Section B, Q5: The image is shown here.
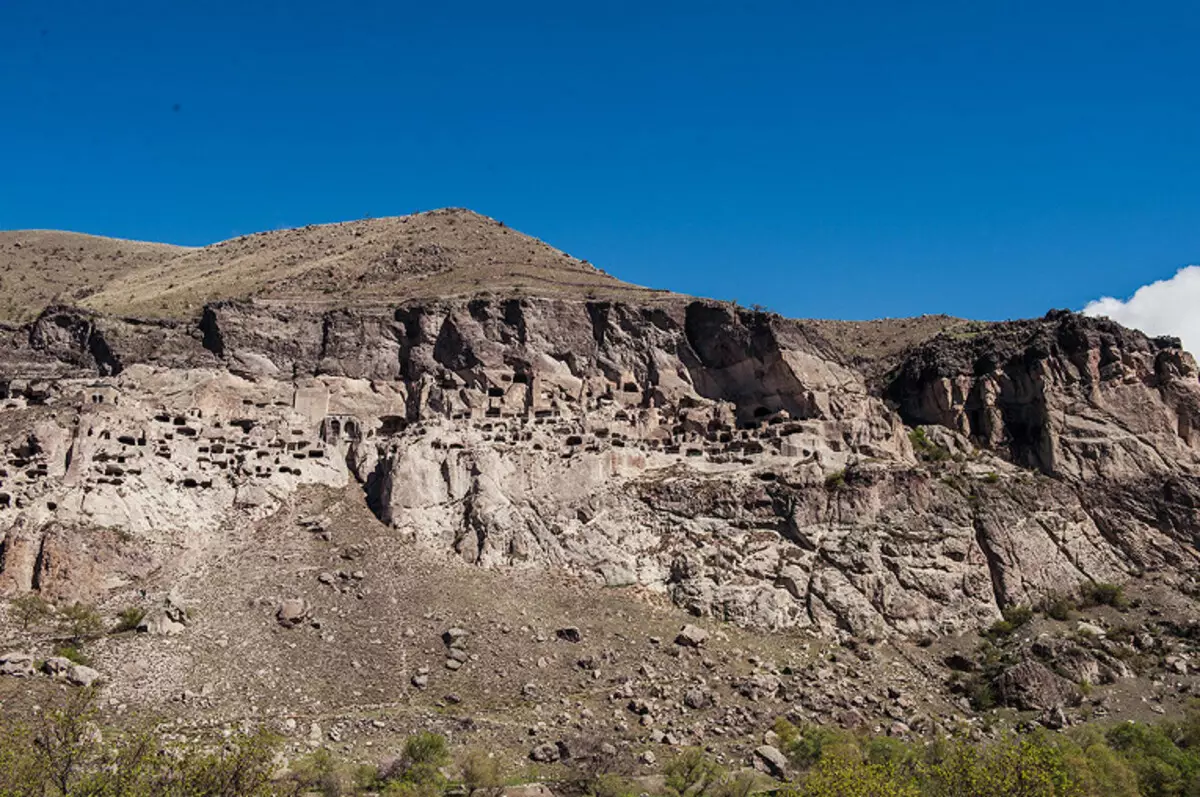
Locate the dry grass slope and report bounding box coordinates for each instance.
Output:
[0,231,191,324]
[79,208,667,319]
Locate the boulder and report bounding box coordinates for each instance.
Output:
[138,610,185,635]
[529,743,560,763]
[754,745,789,779]
[995,660,1079,711]
[41,656,73,676]
[675,624,710,648]
[276,599,311,628]
[0,652,34,678]
[67,664,102,687]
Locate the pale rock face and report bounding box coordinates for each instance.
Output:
[0,301,1197,641]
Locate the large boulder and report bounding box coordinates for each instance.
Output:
[995,660,1079,711]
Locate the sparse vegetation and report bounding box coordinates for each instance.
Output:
[824,469,846,490]
[9,592,54,631]
[908,427,951,463]
[56,601,105,644]
[9,689,1200,796]
[985,604,1035,640]
[1081,582,1130,610]
[52,643,91,666]
[460,749,505,797]
[1042,594,1078,622]
[113,606,146,633]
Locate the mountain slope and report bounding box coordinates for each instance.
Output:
[0,231,191,324]
[2,210,1200,764]
[80,208,666,319]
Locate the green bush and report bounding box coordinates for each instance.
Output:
[1042,594,1077,622]
[664,748,727,796]
[57,601,105,643]
[9,593,54,632]
[1081,582,1129,610]
[113,606,147,633]
[588,772,638,797]
[53,643,91,666]
[461,749,505,797]
[909,427,951,463]
[0,688,280,796]
[985,605,1035,639]
[380,732,450,793]
[287,748,351,796]
[824,470,846,490]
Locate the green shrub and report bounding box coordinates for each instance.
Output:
[113,606,146,633]
[909,427,951,463]
[824,470,846,490]
[588,772,637,797]
[1081,582,1129,610]
[461,748,505,797]
[287,748,351,796]
[382,732,451,791]
[53,643,91,666]
[1042,594,1077,622]
[664,748,726,796]
[9,593,54,632]
[985,605,1035,639]
[57,602,104,643]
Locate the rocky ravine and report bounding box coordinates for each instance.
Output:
[1,297,1197,639]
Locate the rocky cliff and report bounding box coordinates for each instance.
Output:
[1,283,1197,648]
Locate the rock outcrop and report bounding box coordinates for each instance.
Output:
[0,285,1196,643]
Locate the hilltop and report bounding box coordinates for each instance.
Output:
[56,208,660,320]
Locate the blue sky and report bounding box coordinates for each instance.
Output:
[2,0,1198,321]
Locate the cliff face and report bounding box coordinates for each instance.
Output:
[1,298,1197,641]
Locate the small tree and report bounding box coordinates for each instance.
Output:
[461,749,505,797]
[664,749,726,797]
[383,732,450,792]
[10,593,54,632]
[57,602,104,644]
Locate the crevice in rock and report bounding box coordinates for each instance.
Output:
[87,327,123,376]
[362,454,391,521]
[585,302,609,349]
[972,513,1006,611]
[199,307,225,359]
[30,531,48,591]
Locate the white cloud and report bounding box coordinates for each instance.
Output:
[1083,265,1200,356]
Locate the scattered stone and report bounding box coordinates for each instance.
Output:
[67,664,102,687]
[443,628,469,647]
[276,599,311,628]
[0,652,35,678]
[556,627,582,643]
[675,624,709,648]
[529,743,560,763]
[684,687,714,709]
[754,745,789,779]
[41,657,73,676]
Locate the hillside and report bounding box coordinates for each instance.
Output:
[2,210,1200,782]
[0,230,191,324]
[75,208,666,319]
